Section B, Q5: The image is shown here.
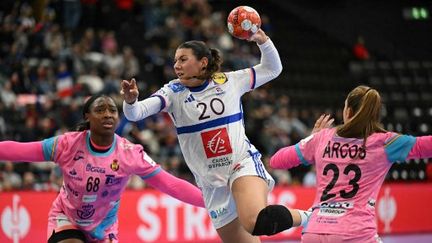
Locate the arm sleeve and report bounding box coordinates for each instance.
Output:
[0,141,45,162]
[270,145,302,169]
[143,169,205,208]
[123,96,163,122]
[407,135,432,160]
[252,38,283,89]
[384,134,417,163]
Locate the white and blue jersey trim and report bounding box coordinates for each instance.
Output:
[250,68,257,89]
[385,134,416,163]
[150,94,166,112]
[248,150,267,180]
[176,112,243,134]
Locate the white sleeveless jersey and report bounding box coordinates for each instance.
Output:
[153,69,258,187]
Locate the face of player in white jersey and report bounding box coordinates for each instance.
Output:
[173,48,208,87]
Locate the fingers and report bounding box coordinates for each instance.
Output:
[312,114,334,134]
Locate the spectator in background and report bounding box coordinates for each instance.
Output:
[63,0,81,30]
[353,35,370,60]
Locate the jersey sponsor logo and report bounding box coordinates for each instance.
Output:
[232,163,245,173]
[209,207,228,219]
[215,87,225,95]
[77,204,95,219]
[110,159,120,171]
[67,169,83,181]
[105,175,122,186]
[319,201,354,209]
[65,184,79,197]
[317,201,353,217]
[212,72,228,84]
[73,151,85,161]
[168,82,185,93]
[322,141,366,159]
[318,207,346,217]
[75,219,94,226]
[209,157,232,169]
[82,194,98,203]
[201,128,233,158]
[86,163,106,174]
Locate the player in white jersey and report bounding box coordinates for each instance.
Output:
[120,29,310,242]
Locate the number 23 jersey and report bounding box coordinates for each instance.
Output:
[153,69,259,187]
[296,128,416,236]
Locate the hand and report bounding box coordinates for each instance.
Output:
[120,78,139,104]
[311,114,334,134]
[248,29,269,45]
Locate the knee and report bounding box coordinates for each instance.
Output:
[251,205,294,236]
[241,214,259,234]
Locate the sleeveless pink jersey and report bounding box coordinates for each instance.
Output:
[295,128,416,238]
[41,131,160,240]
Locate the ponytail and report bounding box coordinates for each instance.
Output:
[337,86,386,146]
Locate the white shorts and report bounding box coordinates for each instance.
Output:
[202,153,275,229]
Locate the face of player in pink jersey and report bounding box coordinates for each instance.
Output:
[173,48,208,87]
[85,96,119,137]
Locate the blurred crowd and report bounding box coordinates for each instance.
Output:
[1,0,425,193]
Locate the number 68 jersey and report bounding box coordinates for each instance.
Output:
[152,69,260,188]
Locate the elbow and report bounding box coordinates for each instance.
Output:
[275,63,283,77]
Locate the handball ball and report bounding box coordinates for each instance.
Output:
[227,6,261,40]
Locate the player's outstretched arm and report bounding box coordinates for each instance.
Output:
[143,169,205,208]
[407,135,432,159]
[270,145,301,170]
[0,141,45,162]
[249,29,283,88]
[121,78,163,121]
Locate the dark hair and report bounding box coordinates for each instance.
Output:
[74,94,112,131]
[337,85,386,145]
[177,40,222,80]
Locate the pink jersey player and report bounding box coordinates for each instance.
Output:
[0,95,204,243]
[270,86,432,243]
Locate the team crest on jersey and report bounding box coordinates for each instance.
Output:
[110,159,120,171]
[212,72,227,84]
[201,128,233,158]
[168,82,185,93]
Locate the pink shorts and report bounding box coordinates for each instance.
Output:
[302,233,382,243]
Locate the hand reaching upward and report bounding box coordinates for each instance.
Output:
[121,78,139,104]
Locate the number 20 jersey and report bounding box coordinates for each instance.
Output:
[152,68,259,188]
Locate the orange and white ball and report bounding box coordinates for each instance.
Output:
[227,6,261,40]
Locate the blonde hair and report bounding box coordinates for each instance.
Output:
[337,85,387,144]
